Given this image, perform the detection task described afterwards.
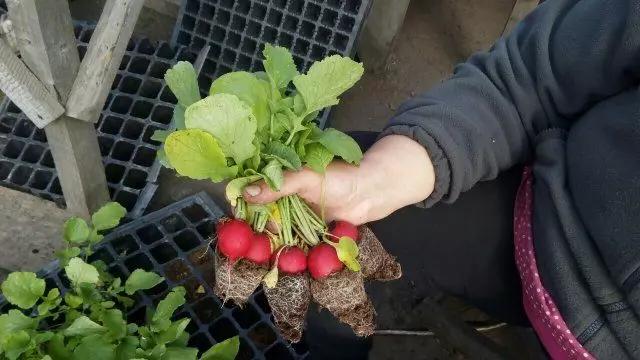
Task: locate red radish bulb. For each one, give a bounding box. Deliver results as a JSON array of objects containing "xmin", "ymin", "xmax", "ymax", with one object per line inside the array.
[
  {"xmin": 308, "ymin": 244, "xmax": 344, "ymax": 280},
  {"xmin": 245, "ymin": 233, "xmax": 272, "ymax": 265},
  {"xmin": 216, "ymin": 218, "xmax": 253, "ymax": 261},
  {"xmin": 276, "ymin": 247, "xmax": 307, "ymax": 274},
  {"xmin": 329, "ymin": 221, "xmax": 359, "ymax": 243}
]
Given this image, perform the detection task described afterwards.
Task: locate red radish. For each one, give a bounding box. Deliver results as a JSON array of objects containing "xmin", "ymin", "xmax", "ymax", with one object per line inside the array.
[
  {"xmin": 276, "ymin": 247, "xmax": 307, "ymax": 274},
  {"xmin": 216, "ymin": 218, "xmax": 253, "ymax": 261},
  {"xmin": 245, "ymin": 233, "xmax": 272, "ymax": 265},
  {"xmin": 307, "ymin": 244, "xmax": 344, "ymax": 280},
  {"xmin": 329, "ymin": 221, "xmax": 359, "ymax": 243}
]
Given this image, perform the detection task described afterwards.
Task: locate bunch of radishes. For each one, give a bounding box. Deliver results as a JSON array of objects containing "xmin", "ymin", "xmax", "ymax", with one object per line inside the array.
[{"xmin": 217, "ymin": 217, "xmax": 359, "ymax": 281}]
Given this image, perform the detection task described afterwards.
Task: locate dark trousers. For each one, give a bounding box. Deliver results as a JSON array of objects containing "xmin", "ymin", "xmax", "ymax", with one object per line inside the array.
[{"xmin": 305, "ymin": 131, "xmax": 528, "ymax": 359}]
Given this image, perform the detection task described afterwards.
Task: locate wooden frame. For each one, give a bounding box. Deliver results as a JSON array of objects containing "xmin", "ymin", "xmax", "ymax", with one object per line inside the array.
[{"xmin": 0, "ymin": 0, "xmax": 143, "ymax": 220}]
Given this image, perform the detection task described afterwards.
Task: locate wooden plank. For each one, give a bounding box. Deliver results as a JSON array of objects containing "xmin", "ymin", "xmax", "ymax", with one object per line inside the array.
[
  {"xmin": 357, "ymin": 0, "xmax": 411, "ymax": 73},
  {"xmin": 413, "ymin": 297, "xmax": 513, "ymax": 360},
  {"xmin": 0, "ymin": 39, "xmax": 64, "ymax": 128},
  {"xmin": 8, "ymin": 0, "xmax": 110, "ymax": 220},
  {"xmin": 66, "ymin": 0, "xmax": 145, "ymax": 123},
  {"xmin": 502, "ymin": 0, "xmax": 538, "ymax": 36}
]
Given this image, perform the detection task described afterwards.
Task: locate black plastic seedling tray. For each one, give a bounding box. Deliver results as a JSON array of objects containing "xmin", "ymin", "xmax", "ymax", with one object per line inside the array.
[
  {"xmin": 171, "ymin": 0, "xmax": 372, "ymax": 128},
  {"xmin": 0, "ymin": 22, "xmax": 195, "ymax": 217},
  {"xmin": 0, "ymin": 192, "xmax": 309, "ymax": 360}
]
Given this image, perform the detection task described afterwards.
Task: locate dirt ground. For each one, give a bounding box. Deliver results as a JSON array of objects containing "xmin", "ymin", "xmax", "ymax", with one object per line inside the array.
[{"xmin": 67, "ymin": 0, "xmax": 547, "ymax": 359}]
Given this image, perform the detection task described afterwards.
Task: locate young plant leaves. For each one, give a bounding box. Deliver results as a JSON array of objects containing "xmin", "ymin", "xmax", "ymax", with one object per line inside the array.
[
  {"xmin": 292, "ymin": 55, "xmax": 364, "ymax": 116},
  {"xmin": 124, "ymin": 269, "xmax": 164, "ymax": 295},
  {"xmin": 200, "ymin": 336, "xmax": 240, "ymax": 360},
  {"xmin": 164, "ymin": 61, "xmax": 201, "ymax": 108},
  {"xmin": 65, "ymin": 258, "xmax": 99, "ymax": 286},
  {"xmin": 0, "ymin": 310, "xmax": 37, "ymax": 333},
  {"xmin": 1, "ymin": 272, "xmax": 45, "ymax": 309},
  {"xmin": 185, "ymin": 94, "xmax": 257, "ymax": 165},
  {"xmin": 72, "ymin": 334, "xmax": 115, "ymax": 360},
  {"xmin": 264, "ymin": 142, "xmax": 302, "ymax": 170},
  {"xmin": 225, "ymin": 175, "xmax": 262, "ymax": 207},
  {"xmin": 91, "ymin": 202, "xmax": 127, "ymax": 231},
  {"xmin": 262, "ymin": 159, "xmax": 284, "ymax": 191},
  {"xmin": 262, "ymin": 44, "xmax": 298, "ymax": 90},
  {"xmin": 304, "ymin": 143, "xmax": 334, "ymax": 173},
  {"xmin": 63, "ymin": 217, "xmax": 90, "ymax": 244},
  {"xmin": 2, "ymin": 330, "xmax": 31, "ymax": 360},
  {"xmin": 152, "ymin": 287, "xmax": 186, "ymax": 332},
  {"xmin": 164, "ymin": 129, "xmax": 238, "ymax": 182},
  {"xmin": 63, "ymin": 316, "xmax": 107, "ymax": 337},
  {"xmin": 331, "ymin": 237, "xmax": 361, "ymax": 272},
  {"xmin": 209, "ymin": 72, "xmax": 271, "ymax": 133},
  {"xmin": 313, "ymin": 128, "xmax": 363, "ymax": 164}
]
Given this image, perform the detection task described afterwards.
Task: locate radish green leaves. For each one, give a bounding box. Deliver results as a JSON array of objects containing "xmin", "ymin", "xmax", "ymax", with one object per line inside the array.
[{"xmin": 157, "ymin": 44, "xmax": 364, "ymax": 190}]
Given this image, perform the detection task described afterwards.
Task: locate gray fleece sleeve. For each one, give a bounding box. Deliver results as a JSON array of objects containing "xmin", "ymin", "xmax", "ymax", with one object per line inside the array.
[{"xmin": 381, "ymin": 0, "xmax": 640, "ymax": 206}]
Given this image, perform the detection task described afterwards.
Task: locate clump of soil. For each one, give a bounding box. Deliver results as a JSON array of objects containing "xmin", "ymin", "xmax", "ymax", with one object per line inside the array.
[
  {"xmin": 358, "ymin": 226, "xmax": 402, "ymax": 281},
  {"xmin": 214, "ymin": 254, "xmax": 267, "ymax": 305},
  {"xmin": 311, "ymin": 269, "xmax": 376, "ymax": 336},
  {"xmin": 264, "ymin": 274, "xmax": 310, "ymax": 343}
]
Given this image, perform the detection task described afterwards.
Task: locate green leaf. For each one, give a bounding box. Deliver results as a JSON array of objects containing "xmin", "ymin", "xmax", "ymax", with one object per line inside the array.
[
  {"xmin": 64, "ymin": 316, "xmax": 107, "ymax": 337},
  {"xmin": 151, "ymin": 130, "xmax": 172, "ymax": 143},
  {"xmin": 65, "ymin": 258, "xmax": 99, "ymax": 286},
  {"xmin": 262, "ymin": 44, "xmax": 298, "ymax": 90},
  {"xmin": 72, "ymin": 335, "xmax": 115, "ymax": 360},
  {"xmin": 264, "ymin": 142, "xmax": 302, "ymax": 170},
  {"xmin": 92, "ymin": 202, "xmax": 127, "ymax": 231},
  {"xmin": 2, "ymin": 330, "xmax": 32, "ymax": 360},
  {"xmin": 35, "ymin": 331, "xmax": 54, "ymax": 344},
  {"xmin": 293, "ymin": 94, "xmax": 306, "ymax": 116},
  {"xmin": 253, "ymin": 71, "xmax": 270, "ymax": 83},
  {"xmin": 262, "ymin": 159, "xmax": 284, "ymax": 191},
  {"xmin": 88, "ymin": 229, "xmax": 105, "ymax": 244},
  {"xmin": 156, "ymin": 319, "xmax": 190, "ymax": 345},
  {"xmin": 165, "ymin": 61, "xmax": 201, "ymax": 108},
  {"xmin": 225, "ymin": 175, "xmax": 262, "ymax": 207},
  {"xmin": 201, "ymin": 336, "xmax": 240, "ymax": 360},
  {"xmin": 313, "ymin": 128, "xmax": 363, "ymax": 164},
  {"xmin": 164, "ymin": 129, "xmax": 238, "ymax": 182},
  {"xmin": 47, "ymin": 334, "xmax": 72, "ymax": 360},
  {"xmin": 1, "ymin": 272, "xmax": 45, "ymax": 309},
  {"xmin": 63, "ymin": 217, "xmax": 90, "ymax": 244},
  {"xmin": 64, "ymin": 293, "xmax": 83, "ymax": 308},
  {"xmin": 173, "ymin": 105, "xmax": 186, "ymax": 130},
  {"xmin": 76, "ymin": 283, "xmax": 103, "ymax": 304},
  {"xmin": 115, "ymin": 336, "xmax": 138, "ymax": 360},
  {"xmin": 331, "ymin": 237, "xmax": 361, "ymax": 272},
  {"xmin": 161, "ymin": 347, "xmax": 198, "ymax": 360},
  {"xmin": 296, "ymin": 127, "xmax": 313, "ymax": 158},
  {"xmin": 152, "ymin": 287, "xmax": 186, "ymax": 332},
  {"xmin": 56, "ymin": 247, "xmax": 81, "ymax": 267},
  {"xmin": 292, "ymin": 55, "xmax": 363, "ymax": 115},
  {"xmin": 124, "ymin": 269, "xmax": 164, "ymax": 295},
  {"xmin": 101, "ymin": 309, "xmax": 127, "ymax": 340},
  {"xmin": 304, "ymin": 143, "xmax": 334, "ymax": 173},
  {"xmin": 271, "ymin": 112, "xmax": 289, "ymax": 140},
  {"xmin": 0, "ymin": 310, "xmax": 37, "ymax": 334},
  {"xmin": 185, "ymin": 94, "xmax": 257, "ymax": 165},
  {"xmin": 209, "ymin": 72, "xmax": 270, "ymax": 133}
]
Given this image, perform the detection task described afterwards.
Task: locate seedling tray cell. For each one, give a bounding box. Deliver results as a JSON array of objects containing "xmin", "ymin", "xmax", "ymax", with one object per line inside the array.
[
  {"xmin": 0, "ymin": 23, "xmax": 196, "ymax": 217},
  {"xmin": 171, "ymin": 0, "xmax": 372, "ymax": 128}
]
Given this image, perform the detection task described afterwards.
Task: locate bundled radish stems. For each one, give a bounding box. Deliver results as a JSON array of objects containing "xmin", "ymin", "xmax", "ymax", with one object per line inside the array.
[{"xmin": 155, "ymin": 45, "xmax": 402, "ymax": 342}]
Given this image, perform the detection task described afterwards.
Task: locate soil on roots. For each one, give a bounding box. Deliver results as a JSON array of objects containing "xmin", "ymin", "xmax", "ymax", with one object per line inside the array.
[
  {"xmin": 214, "ymin": 254, "xmax": 267, "ymax": 305},
  {"xmin": 358, "ymin": 226, "xmax": 402, "ymax": 281},
  {"xmin": 264, "ymin": 274, "xmax": 310, "ymax": 343}
]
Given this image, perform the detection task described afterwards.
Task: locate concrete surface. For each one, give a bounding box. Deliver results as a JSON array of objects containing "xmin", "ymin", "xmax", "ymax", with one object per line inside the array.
[{"xmin": 0, "ymin": 0, "xmax": 550, "ymax": 358}]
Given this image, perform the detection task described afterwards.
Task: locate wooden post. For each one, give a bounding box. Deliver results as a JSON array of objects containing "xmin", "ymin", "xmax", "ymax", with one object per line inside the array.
[
  {"xmin": 7, "ymin": 0, "xmax": 110, "ymax": 220},
  {"xmin": 66, "ymin": 0, "xmax": 145, "ymax": 123}
]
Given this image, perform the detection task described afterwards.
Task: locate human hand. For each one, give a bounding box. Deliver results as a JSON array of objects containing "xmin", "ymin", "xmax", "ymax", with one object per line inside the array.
[{"xmin": 242, "ymin": 135, "xmax": 436, "ymax": 225}]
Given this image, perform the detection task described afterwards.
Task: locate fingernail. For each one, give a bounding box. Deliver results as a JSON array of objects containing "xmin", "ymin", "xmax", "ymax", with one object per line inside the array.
[{"xmin": 245, "ymin": 185, "xmax": 261, "ymax": 197}]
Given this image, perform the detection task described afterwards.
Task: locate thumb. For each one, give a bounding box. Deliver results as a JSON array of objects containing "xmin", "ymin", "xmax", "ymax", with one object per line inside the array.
[{"xmin": 243, "ymin": 170, "xmax": 311, "ymax": 204}]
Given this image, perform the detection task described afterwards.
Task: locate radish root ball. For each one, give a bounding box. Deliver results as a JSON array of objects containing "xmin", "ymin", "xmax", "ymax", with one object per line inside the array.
[
  {"xmin": 310, "ymin": 269, "xmax": 375, "ymax": 336},
  {"xmin": 214, "ymin": 253, "xmax": 266, "ymax": 305},
  {"xmin": 357, "ymin": 226, "xmax": 402, "ymax": 281},
  {"xmin": 264, "ymin": 274, "xmax": 310, "ymax": 343}
]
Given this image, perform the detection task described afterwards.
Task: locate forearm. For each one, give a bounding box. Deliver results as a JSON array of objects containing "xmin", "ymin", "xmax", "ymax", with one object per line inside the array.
[{"xmin": 357, "ymin": 135, "xmax": 435, "ymax": 221}]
